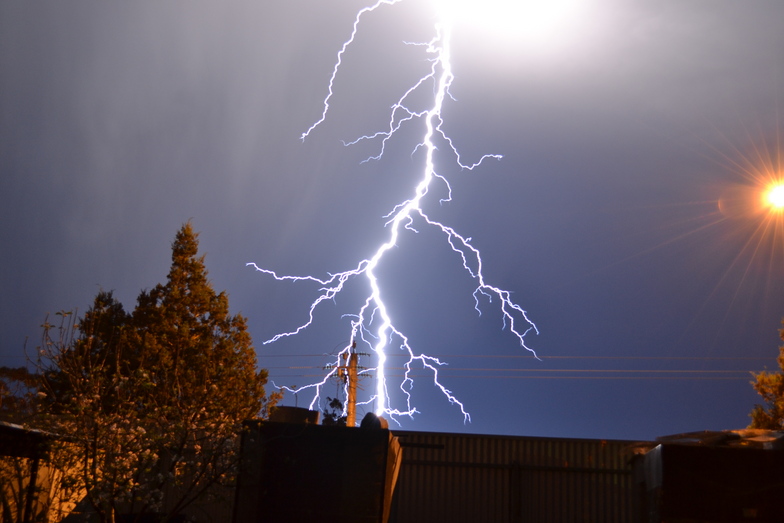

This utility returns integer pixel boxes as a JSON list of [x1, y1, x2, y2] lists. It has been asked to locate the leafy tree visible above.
[[749, 319, 784, 429], [321, 397, 347, 426], [0, 365, 40, 423], [34, 223, 281, 523]]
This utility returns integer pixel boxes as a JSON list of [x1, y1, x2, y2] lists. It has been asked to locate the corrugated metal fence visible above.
[[388, 431, 640, 523]]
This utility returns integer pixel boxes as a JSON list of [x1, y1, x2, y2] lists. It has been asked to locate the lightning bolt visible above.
[[249, 0, 538, 424]]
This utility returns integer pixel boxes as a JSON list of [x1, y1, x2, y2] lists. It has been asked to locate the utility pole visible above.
[[346, 348, 358, 427], [337, 340, 367, 427]]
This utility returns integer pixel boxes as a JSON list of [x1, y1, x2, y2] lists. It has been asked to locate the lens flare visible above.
[[765, 182, 784, 210]]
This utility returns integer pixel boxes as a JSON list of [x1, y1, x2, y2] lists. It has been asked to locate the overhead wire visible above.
[[263, 352, 774, 381]]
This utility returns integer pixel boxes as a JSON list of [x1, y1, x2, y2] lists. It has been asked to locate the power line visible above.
[[265, 366, 754, 373], [262, 353, 771, 382], [268, 373, 752, 381], [259, 353, 774, 360]]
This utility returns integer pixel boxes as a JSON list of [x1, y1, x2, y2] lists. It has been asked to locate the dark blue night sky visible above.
[[3, 0, 784, 440]]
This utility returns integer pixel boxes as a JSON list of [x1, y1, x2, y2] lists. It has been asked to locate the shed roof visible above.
[[0, 421, 57, 459]]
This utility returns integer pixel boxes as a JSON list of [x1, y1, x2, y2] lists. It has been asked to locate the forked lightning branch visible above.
[[249, 0, 538, 424]]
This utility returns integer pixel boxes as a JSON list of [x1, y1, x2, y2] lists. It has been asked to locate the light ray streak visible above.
[[250, 0, 538, 424]]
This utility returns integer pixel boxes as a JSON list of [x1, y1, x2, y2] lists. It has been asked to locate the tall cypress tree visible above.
[[133, 223, 268, 421]]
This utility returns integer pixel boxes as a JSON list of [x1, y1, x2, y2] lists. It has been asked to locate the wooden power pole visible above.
[[346, 349, 358, 427]]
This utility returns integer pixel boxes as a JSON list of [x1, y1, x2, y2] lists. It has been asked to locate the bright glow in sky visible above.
[[766, 183, 784, 209], [436, 0, 583, 44]]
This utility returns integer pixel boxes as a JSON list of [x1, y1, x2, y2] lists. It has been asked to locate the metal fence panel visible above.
[[389, 431, 639, 523]]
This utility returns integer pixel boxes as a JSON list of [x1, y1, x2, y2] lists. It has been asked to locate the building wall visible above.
[[0, 454, 84, 523], [0, 423, 85, 523], [388, 431, 640, 523]]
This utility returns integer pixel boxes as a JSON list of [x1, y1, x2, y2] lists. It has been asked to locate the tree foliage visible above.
[[33, 223, 280, 522], [0, 365, 40, 423], [749, 319, 784, 429], [321, 397, 347, 426]]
